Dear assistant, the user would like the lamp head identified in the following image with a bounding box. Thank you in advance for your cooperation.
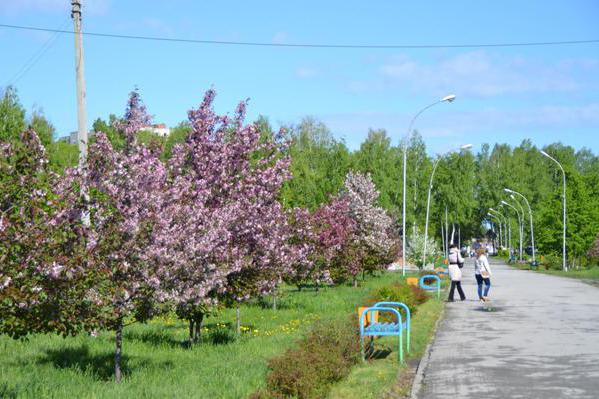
[504,188,513,193]
[489,208,496,212]
[501,200,509,205]
[540,150,550,158]
[510,194,516,200]
[441,94,456,103]
[461,144,473,150]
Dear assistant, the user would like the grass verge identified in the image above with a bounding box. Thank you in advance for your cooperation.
[327,290,445,399]
[0,273,401,399]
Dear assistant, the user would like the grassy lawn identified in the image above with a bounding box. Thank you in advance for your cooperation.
[1,272,410,399]
[327,295,444,399]
[539,266,599,281]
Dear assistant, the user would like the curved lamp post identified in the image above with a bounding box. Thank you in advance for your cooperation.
[540,150,567,271]
[501,200,523,261]
[505,188,536,263]
[489,208,509,250]
[422,143,472,267]
[401,94,456,275]
[487,213,502,251]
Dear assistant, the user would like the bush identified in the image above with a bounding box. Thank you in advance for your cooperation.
[497,249,509,258]
[256,318,360,399]
[367,282,428,320]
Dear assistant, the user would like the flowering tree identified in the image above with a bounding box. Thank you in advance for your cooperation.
[340,172,396,285]
[57,90,169,382]
[310,197,356,286]
[588,233,599,259]
[0,130,97,339]
[406,227,440,269]
[160,90,294,335]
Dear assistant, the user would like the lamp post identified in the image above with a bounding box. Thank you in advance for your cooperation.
[502,200,523,261]
[489,208,512,250]
[505,188,536,263]
[540,150,567,271]
[422,143,472,267]
[401,94,456,276]
[510,195,526,258]
[487,213,502,251]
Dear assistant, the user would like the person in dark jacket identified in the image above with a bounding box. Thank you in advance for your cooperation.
[447,244,466,301]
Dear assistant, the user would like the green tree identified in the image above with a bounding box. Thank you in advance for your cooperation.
[0,86,26,143]
[29,108,55,147]
[280,117,351,210]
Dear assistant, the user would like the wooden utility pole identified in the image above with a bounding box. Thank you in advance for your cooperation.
[71,0,87,165]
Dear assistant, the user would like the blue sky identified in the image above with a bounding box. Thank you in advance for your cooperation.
[1,0,598,154]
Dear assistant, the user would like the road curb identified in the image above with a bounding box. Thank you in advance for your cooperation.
[409,302,446,399]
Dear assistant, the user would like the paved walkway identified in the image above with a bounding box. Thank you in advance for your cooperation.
[416,259,599,399]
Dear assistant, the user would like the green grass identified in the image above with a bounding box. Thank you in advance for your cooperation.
[327,297,444,399]
[0,272,407,399]
[539,266,599,281]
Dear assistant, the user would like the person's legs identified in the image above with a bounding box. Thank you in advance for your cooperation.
[456,281,466,300]
[475,274,484,299]
[448,281,456,301]
[483,278,491,297]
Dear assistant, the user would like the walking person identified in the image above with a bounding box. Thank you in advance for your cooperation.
[475,248,492,301]
[447,244,466,302]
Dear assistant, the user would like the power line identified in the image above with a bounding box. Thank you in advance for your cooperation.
[4,19,69,87]
[1,23,599,49]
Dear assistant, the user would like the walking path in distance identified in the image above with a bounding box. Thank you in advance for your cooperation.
[416,259,599,399]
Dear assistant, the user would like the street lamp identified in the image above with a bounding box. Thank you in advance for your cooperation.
[540,150,567,271]
[489,208,509,250]
[505,188,536,263]
[401,94,456,276]
[501,200,523,261]
[422,143,472,267]
[487,213,502,251]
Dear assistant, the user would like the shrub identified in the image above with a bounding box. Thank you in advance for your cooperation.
[497,249,509,258]
[367,282,428,320]
[257,318,360,399]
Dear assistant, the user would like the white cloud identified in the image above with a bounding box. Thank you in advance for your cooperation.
[313,102,599,150]
[349,51,597,98]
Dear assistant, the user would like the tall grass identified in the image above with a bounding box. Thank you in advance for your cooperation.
[0,273,402,399]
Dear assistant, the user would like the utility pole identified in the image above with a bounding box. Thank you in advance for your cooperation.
[71,0,87,165]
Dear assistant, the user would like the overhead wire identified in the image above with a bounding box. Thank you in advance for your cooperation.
[4,19,70,87]
[0,23,598,49]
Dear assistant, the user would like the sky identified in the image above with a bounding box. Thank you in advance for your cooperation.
[1,0,598,154]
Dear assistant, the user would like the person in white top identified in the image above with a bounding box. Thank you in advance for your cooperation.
[447,245,466,301]
[474,248,492,301]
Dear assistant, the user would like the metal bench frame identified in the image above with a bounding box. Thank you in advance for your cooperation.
[419,274,441,299]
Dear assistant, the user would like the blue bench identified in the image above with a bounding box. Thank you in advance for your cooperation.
[419,274,441,299]
[359,301,411,364]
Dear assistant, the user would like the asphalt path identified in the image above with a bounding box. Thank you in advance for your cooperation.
[416,258,599,399]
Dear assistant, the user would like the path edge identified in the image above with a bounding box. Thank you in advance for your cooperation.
[409,302,446,399]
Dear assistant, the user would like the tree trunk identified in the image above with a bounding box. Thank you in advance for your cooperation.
[114,318,123,383]
[353,277,357,288]
[194,313,204,342]
[188,319,195,348]
[272,287,277,311]
[236,304,241,335]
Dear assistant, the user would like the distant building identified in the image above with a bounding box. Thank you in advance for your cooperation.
[140,123,170,137]
[58,123,170,144]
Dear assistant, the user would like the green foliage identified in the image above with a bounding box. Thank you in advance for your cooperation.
[280,117,351,210]
[47,141,78,172]
[92,115,123,150]
[258,318,361,399]
[0,86,26,143]
[367,282,429,318]
[29,109,55,147]
[163,122,191,158]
